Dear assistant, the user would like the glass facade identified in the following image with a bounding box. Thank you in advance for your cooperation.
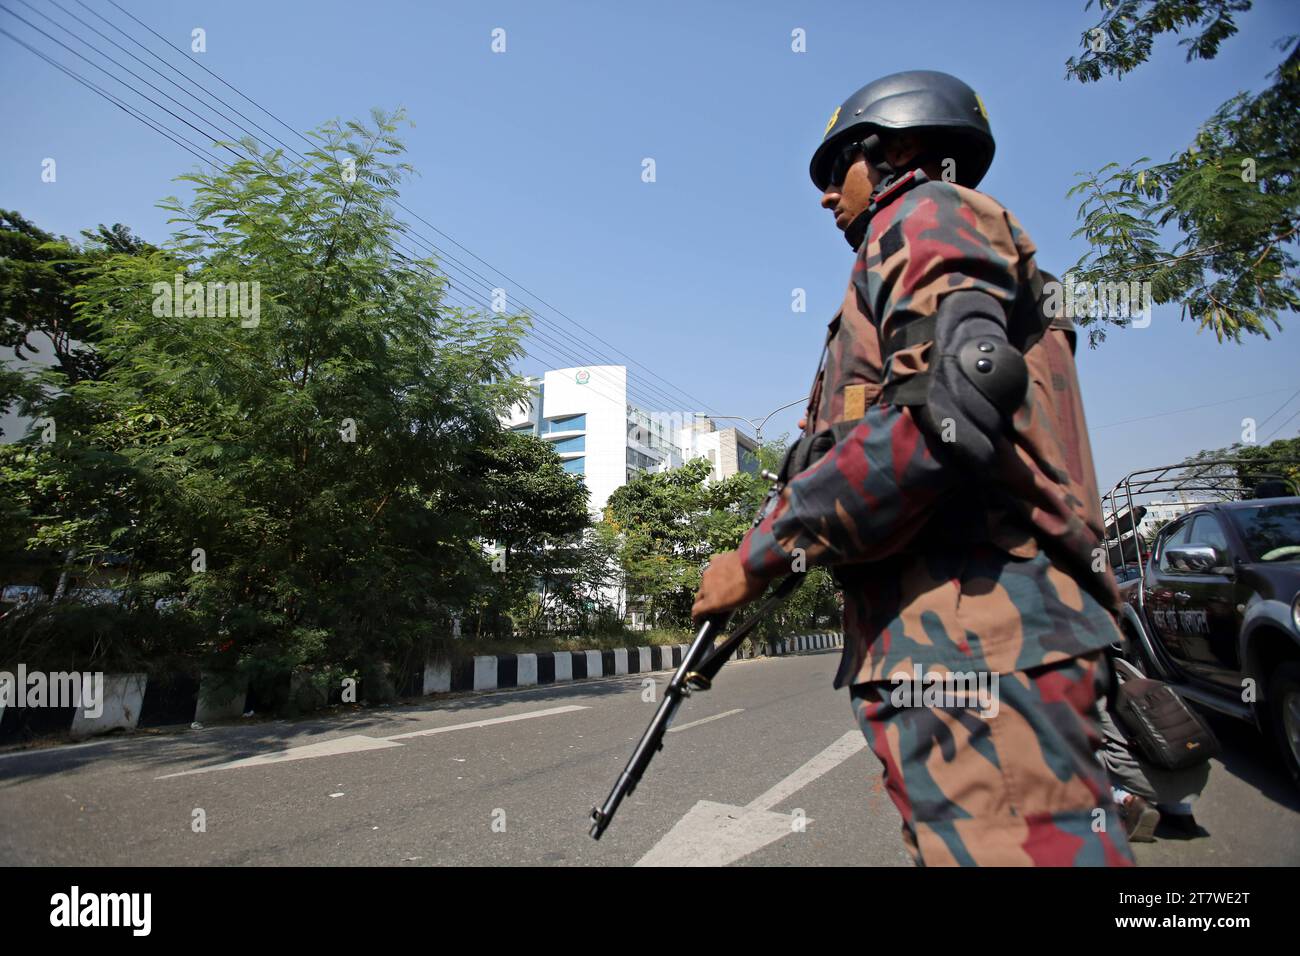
[552,435,586,453]
[545,414,586,433]
[626,447,659,471]
[562,456,585,475]
[626,406,683,457]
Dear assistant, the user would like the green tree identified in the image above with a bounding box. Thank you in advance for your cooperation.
[1,109,533,682]
[462,430,591,638]
[0,212,154,431]
[1066,1,1298,344]
[1182,436,1300,493]
[469,431,590,565]
[529,525,624,637]
[603,458,760,628]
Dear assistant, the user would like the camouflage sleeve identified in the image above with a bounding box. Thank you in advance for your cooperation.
[738,178,1027,580]
[738,403,951,578]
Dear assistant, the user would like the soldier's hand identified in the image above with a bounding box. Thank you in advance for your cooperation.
[692,550,767,623]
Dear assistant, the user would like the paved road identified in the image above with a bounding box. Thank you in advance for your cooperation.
[0,651,1296,866]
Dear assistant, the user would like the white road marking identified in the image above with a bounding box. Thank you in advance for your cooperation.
[156,734,402,778]
[635,730,866,867]
[155,704,589,779]
[635,801,798,868]
[383,704,588,740]
[747,731,864,811]
[667,708,744,733]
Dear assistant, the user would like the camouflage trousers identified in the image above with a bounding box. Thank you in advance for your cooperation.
[849,650,1135,866]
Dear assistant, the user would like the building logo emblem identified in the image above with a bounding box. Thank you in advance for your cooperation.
[575,369,590,385]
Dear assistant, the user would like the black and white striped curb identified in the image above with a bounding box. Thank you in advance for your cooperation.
[430,632,843,694]
[0,632,842,741]
[758,631,843,657]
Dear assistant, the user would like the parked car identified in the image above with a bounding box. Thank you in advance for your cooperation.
[1115,494,1300,787]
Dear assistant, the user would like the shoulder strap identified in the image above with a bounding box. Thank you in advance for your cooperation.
[879,267,1064,407]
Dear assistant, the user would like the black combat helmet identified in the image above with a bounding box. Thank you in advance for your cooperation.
[810,70,995,191]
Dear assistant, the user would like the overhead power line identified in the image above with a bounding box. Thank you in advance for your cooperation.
[100,0,719,417]
[1,4,707,422]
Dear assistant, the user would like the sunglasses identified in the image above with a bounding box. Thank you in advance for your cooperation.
[828,143,864,187]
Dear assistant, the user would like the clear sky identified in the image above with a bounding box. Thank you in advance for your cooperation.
[2,0,1296,492]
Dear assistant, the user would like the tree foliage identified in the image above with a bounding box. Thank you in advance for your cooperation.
[1065,1,1298,344]
[1182,435,1300,493]
[0,109,584,678]
[602,458,759,629]
[0,212,155,428]
[599,445,840,636]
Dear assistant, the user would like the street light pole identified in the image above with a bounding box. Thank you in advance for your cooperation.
[698,396,808,447]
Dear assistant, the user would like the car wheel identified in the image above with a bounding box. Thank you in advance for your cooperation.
[1267,662,1300,790]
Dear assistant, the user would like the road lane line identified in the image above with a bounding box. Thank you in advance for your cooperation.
[383,704,588,740]
[155,704,589,779]
[746,730,864,811]
[667,708,744,733]
[157,734,403,778]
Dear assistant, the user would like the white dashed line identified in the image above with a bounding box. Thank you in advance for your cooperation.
[667,708,744,733]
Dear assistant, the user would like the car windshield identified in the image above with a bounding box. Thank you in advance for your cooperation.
[1226,501,1300,562]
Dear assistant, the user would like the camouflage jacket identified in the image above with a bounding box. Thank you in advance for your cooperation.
[740,171,1122,688]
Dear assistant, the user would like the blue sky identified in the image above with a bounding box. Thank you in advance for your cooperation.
[2,0,1297,491]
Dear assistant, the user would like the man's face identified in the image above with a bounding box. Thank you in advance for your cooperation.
[819,145,878,232]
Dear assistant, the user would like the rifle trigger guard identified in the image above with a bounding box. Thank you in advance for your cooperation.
[684,672,711,692]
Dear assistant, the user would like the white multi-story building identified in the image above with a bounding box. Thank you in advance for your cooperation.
[504,365,682,513]
[502,365,764,627]
[1136,498,1203,537]
[502,365,761,514]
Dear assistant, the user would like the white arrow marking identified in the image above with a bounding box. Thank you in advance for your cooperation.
[746,730,865,811]
[635,730,865,867]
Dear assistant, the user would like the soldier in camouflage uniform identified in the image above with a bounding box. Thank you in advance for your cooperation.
[693,71,1134,866]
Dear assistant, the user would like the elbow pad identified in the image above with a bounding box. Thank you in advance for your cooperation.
[911,289,1028,469]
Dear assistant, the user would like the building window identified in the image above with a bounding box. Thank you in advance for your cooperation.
[562,456,585,475]
[545,414,586,433]
[551,434,586,453]
[626,447,659,471]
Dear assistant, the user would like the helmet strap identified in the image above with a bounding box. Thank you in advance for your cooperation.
[843,133,897,251]
[860,133,897,191]
[842,135,946,251]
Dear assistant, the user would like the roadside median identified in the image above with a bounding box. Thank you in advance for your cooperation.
[0,631,843,746]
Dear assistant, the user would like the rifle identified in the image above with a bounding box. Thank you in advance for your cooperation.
[589,468,804,840]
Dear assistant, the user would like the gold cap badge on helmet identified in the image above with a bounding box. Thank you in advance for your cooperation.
[823,105,841,139]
